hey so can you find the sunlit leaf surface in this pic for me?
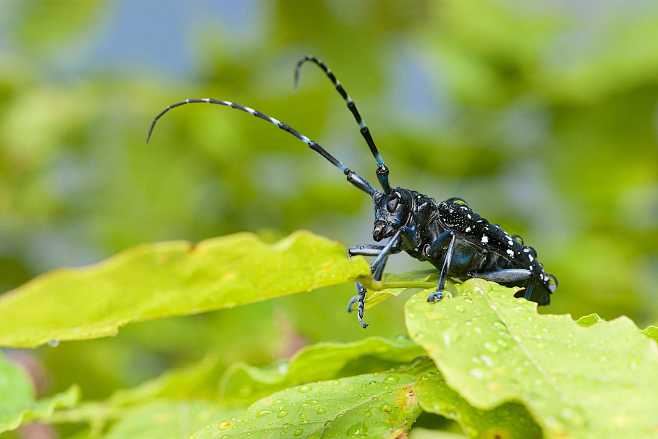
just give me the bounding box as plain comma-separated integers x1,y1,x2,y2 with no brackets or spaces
220,336,424,406
0,231,369,348
406,279,658,438
415,368,541,439
192,365,425,439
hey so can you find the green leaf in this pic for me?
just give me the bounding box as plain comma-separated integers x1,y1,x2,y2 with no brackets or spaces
409,428,467,439
406,279,658,438
415,369,541,439
0,353,78,433
192,365,425,439
0,231,369,348
103,401,238,439
644,325,658,343
52,356,224,426
220,336,424,406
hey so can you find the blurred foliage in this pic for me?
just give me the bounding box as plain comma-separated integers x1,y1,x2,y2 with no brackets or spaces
0,0,657,437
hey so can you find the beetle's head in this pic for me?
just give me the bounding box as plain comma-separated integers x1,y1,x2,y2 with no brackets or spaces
372,189,412,241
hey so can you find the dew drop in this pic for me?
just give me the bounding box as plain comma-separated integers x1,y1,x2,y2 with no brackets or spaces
443,332,451,346
48,339,60,348
347,422,368,436
298,385,310,393
484,341,499,352
256,409,272,418
480,355,494,367
380,403,392,413
293,427,304,436
315,407,326,415
455,305,465,313
218,420,233,430
384,375,398,384
469,368,485,379
277,409,288,418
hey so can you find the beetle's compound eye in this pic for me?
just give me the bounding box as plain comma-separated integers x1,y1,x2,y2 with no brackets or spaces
386,196,399,212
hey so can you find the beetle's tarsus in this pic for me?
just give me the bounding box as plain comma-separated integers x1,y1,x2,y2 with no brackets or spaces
427,291,444,303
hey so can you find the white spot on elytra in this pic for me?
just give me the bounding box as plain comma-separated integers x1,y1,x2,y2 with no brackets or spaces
528,254,534,262
506,249,514,257
467,214,472,219
465,226,471,232
481,235,489,244
508,240,514,246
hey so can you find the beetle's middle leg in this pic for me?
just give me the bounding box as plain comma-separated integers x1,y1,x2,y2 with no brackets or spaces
427,232,456,303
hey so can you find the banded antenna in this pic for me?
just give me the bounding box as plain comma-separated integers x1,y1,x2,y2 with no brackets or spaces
147,98,377,196
295,55,392,194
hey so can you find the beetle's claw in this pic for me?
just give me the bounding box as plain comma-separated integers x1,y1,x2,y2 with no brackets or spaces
346,295,359,313
427,290,444,303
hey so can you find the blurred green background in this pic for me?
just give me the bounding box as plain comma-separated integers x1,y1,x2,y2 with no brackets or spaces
0,0,657,423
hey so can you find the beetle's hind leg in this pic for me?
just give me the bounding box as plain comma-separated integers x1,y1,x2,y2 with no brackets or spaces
467,269,532,283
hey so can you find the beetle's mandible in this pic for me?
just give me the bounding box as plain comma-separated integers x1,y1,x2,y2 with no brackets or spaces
147,56,558,328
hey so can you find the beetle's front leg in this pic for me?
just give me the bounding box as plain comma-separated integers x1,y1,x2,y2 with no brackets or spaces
348,244,386,257
346,230,402,328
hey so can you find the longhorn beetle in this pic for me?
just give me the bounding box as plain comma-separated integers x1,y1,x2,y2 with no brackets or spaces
147,56,558,328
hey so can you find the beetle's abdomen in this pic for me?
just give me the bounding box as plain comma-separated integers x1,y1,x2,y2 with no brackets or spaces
437,198,555,301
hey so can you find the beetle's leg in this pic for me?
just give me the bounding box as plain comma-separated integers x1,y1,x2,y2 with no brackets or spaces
422,230,452,259
346,282,369,328
346,244,385,313
347,231,402,328
372,256,388,281
518,280,536,301
348,244,385,257
467,269,532,283
427,232,456,303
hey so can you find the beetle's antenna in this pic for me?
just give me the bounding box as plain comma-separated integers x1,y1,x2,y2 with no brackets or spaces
147,98,377,196
295,56,391,194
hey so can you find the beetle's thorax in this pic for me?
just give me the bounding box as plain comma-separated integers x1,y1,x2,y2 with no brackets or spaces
372,187,437,241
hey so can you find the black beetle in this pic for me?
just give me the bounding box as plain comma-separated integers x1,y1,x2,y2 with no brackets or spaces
147,56,558,328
